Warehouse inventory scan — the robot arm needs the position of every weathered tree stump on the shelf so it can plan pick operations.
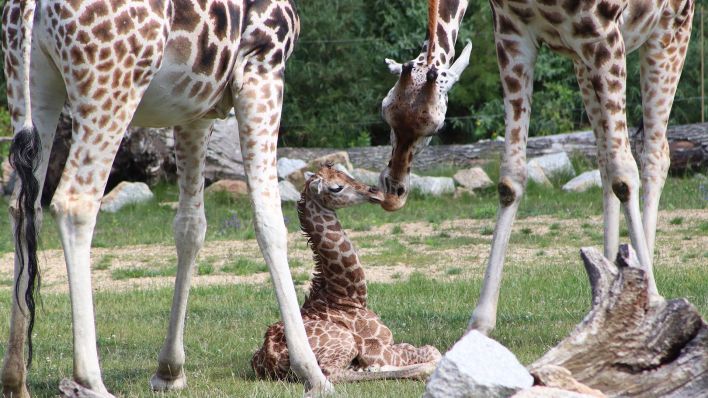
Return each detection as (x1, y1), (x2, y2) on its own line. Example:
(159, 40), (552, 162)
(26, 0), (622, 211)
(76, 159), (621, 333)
(530, 245), (708, 397)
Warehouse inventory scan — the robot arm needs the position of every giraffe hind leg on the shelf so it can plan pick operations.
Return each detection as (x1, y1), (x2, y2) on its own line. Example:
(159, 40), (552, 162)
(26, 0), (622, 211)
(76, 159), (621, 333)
(151, 120), (213, 391)
(1, 33), (66, 397)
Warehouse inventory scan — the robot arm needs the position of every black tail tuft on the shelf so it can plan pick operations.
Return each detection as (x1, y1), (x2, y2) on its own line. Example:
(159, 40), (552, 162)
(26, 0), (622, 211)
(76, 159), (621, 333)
(9, 126), (42, 368)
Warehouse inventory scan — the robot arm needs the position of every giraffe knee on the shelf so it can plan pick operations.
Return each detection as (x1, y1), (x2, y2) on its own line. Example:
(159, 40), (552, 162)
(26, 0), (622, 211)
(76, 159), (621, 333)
(497, 177), (524, 207)
(611, 178), (634, 202)
(50, 194), (100, 226)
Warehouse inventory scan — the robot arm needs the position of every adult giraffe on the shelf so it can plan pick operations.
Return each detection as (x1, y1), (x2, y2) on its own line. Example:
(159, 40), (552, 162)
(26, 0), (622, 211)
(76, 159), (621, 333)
(380, 0), (694, 334)
(1, 0), (333, 396)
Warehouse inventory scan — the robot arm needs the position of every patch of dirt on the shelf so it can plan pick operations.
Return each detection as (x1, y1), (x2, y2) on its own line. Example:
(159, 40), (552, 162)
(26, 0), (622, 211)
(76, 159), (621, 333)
(0, 209), (705, 294)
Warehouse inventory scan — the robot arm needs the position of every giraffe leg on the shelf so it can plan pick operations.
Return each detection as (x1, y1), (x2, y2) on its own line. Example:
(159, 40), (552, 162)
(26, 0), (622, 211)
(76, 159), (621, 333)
(469, 33), (538, 334)
(574, 61), (620, 260)
(638, 8), (694, 258)
(233, 69), (331, 394)
(576, 27), (656, 296)
(150, 120), (213, 391)
(1, 52), (66, 398)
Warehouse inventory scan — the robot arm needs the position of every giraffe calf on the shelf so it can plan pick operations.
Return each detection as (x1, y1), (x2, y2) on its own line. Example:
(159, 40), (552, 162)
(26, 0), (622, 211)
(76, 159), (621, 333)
(252, 164), (441, 382)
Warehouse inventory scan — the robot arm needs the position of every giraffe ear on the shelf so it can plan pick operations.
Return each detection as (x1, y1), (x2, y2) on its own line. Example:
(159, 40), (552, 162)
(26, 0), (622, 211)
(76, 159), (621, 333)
(441, 40), (473, 92)
(307, 176), (324, 195)
(385, 58), (402, 74)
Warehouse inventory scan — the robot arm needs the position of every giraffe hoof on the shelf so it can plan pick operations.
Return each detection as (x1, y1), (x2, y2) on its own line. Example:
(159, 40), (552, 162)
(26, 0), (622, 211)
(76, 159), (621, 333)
(149, 370), (187, 391)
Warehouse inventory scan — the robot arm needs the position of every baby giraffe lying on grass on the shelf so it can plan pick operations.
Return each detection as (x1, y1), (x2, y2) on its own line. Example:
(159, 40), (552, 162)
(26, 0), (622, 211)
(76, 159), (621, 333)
(252, 163), (441, 382)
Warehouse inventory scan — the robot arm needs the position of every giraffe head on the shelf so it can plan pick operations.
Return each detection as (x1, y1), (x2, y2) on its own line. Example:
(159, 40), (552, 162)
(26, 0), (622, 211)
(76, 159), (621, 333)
(304, 163), (384, 210)
(379, 41), (472, 211)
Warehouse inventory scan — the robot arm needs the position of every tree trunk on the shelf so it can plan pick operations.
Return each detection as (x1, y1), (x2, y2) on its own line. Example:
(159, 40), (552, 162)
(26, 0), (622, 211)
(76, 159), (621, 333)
(530, 245), (708, 397)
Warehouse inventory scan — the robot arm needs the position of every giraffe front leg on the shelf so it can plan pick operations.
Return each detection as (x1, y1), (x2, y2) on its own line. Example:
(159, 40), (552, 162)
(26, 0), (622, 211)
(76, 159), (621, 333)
(638, 7), (693, 259)
(574, 61), (620, 260)
(469, 32), (538, 335)
(233, 68), (332, 395)
(150, 120), (212, 391)
(578, 27), (656, 296)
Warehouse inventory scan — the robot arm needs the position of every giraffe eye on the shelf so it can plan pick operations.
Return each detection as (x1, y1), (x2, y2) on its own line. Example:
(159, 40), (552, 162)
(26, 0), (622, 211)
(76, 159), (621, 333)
(328, 185), (344, 193)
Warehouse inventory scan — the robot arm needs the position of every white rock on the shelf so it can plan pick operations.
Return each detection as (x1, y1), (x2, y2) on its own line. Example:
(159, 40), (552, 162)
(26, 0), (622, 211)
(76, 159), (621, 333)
(424, 331), (533, 398)
(333, 163), (354, 179)
(350, 168), (380, 186)
(562, 170), (602, 193)
(278, 180), (301, 202)
(528, 152), (575, 179)
(410, 176), (455, 196)
(307, 151), (353, 171)
(101, 182), (154, 213)
(277, 157), (307, 179)
(454, 167), (494, 190)
(527, 161), (552, 187)
(511, 387), (598, 398)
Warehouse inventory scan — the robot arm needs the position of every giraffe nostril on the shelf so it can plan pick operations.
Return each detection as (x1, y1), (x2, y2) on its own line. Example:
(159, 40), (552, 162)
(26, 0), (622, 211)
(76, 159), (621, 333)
(396, 187), (405, 196)
(369, 186), (380, 193)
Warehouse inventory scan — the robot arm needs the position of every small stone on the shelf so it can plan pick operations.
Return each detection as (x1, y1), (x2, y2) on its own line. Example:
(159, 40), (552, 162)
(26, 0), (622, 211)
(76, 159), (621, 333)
(410, 176), (455, 196)
(205, 179), (249, 198)
(424, 330), (533, 398)
(277, 157), (307, 179)
(100, 182), (154, 213)
(279, 180), (301, 202)
(527, 162), (552, 187)
(453, 167), (494, 190)
(562, 170), (602, 193)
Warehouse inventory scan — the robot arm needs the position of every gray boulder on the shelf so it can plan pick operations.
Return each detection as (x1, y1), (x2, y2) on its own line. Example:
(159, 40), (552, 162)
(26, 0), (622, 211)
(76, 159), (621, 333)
(279, 180), (301, 202)
(511, 387), (599, 398)
(411, 176), (455, 196)
(528, 152), (575, 180)
(562, 170), (602, 193)
(527, 161), (553, 187)
(277, 157), (307, 179)
(350, 168), (380, 186)
(101, 182), (154, 213)
(454, 167), (494, 190)
(424, 331), (533, 398)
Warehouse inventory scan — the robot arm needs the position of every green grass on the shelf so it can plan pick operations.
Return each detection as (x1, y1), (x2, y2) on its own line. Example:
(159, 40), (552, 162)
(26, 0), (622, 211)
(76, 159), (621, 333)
(1, 262), (705, 397)
(222, 257), (267, 276)
(0, 173), (703, 254)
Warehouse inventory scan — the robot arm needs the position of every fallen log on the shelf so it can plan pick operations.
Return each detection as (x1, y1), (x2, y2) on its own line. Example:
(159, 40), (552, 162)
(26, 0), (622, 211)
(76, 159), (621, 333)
(530, 245), (708, 397)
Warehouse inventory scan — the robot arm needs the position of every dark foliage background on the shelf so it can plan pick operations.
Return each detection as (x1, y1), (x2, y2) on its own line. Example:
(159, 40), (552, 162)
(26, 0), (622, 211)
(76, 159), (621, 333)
(0, 0), (706, 147)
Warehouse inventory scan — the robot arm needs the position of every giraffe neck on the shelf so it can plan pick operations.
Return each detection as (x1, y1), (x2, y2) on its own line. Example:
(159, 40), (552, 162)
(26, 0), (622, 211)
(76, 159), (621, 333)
(423, 0), (469, 67)
(298, 193), (367, 308)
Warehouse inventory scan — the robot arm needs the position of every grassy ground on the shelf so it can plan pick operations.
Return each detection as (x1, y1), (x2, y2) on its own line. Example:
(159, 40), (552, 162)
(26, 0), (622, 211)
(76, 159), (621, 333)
(0, 161), (706, 397)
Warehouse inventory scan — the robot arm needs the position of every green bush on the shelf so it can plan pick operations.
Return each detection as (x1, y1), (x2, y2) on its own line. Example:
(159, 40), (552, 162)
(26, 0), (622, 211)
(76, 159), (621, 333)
(0, 1), (705, 147)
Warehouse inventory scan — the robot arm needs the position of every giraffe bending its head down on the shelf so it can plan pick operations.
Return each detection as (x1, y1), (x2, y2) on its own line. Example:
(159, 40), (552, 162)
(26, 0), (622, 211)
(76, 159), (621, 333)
(1, 1), (333, 396)
(252, 164), (441, 382)
(378, 0), (695, 335)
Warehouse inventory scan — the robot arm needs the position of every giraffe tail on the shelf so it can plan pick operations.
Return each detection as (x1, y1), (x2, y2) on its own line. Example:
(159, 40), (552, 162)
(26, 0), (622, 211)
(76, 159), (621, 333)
(329, 361), (439, 383)
(8, 0), (41, 368)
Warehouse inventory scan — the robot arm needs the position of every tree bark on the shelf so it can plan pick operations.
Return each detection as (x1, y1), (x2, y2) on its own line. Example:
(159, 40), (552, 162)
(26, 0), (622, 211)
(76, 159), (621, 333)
(530, 245), (708, 398)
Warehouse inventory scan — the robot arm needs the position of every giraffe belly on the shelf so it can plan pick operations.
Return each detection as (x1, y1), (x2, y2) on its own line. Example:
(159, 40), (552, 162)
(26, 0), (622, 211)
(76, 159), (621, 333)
(131, 63), (234, 128)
